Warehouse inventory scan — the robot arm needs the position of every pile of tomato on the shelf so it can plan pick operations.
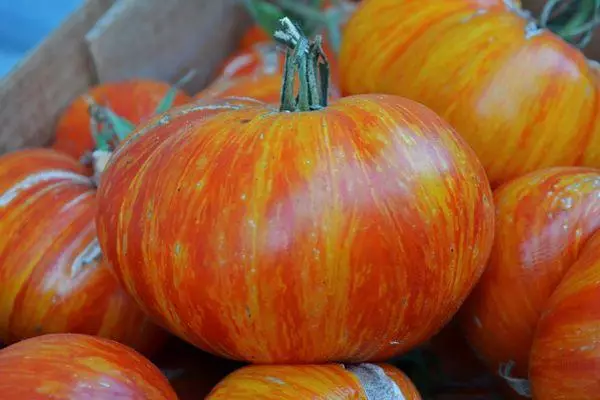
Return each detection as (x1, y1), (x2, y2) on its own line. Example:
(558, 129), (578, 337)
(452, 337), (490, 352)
(0, 0), (599, 398)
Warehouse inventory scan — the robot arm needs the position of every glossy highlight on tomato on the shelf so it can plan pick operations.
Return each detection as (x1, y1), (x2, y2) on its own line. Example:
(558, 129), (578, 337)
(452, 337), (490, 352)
(340, 0), (599, 186)
(460, 167), (600, 381)
(218, 43), (284, 79)
(0, 148), (166, 354)
(0, 334), (177, 399)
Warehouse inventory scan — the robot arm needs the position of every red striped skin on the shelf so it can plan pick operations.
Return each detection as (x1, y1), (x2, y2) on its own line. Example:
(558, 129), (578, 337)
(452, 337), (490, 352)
(530, 231), (600, 399)
(206, 363), (421, 399)
(53, 79), (191, 160)
(0, 148), (166, 354)
(96, 95), (494, 364)
(0, 334), (177, 399)
(460, 167), (600, 378)
(340, 0), (598, 187)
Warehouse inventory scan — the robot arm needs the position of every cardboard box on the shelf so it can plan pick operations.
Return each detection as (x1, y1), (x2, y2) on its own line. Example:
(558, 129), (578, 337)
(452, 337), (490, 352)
(0, 0), (250, 154)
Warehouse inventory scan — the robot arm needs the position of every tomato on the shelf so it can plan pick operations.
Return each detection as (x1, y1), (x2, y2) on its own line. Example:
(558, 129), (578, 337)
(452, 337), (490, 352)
(0, 148), (166, 354)
(238, 24), (271, 51)
(218, 43), (283, 79)
(96, 21), (494, 364)
(232, 0), (359, 83)
(0, 333), (177, 399)
(53, 79), (191, 161)
(153, 338), (243, 400)
(195, 72), (340, 106)
(530, 230), (600, 399)
(340, 0), (599, 187)
(206, 363), (421, 399)
(459, 167), (600, 395)
(194, 73), (286, 105)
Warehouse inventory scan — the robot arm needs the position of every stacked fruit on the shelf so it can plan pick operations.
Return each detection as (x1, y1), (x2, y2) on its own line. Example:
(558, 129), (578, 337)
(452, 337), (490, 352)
(0, 0), (599, 399)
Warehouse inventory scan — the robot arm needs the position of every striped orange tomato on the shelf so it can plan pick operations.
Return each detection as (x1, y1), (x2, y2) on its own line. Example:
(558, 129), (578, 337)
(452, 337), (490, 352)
(194, 73), (285, 105)
(0, 334), (177, 399)
(340, 0), (599, 187)
(206, 363), (421, 399)
(459, 167), (600, 393)
(53, 79), (190, 161)
(96, 22), (494, 364)
(0, 148), (165, 354)
(530, 230), (600, 399)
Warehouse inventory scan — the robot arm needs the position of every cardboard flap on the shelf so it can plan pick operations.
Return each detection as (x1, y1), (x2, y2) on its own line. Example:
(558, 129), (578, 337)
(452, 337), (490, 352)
(0, 0), (115, 152)
(85, 0), (250, 95)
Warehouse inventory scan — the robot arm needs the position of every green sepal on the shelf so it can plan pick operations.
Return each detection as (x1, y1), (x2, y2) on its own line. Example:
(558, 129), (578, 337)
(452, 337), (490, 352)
(100, 107), (136, 142)
(154, 70), (196, 115)
(244, 0), (287, 37)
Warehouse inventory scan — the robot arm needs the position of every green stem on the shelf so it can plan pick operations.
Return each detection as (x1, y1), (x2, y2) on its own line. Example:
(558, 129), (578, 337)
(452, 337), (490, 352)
(539, 0), (600, 48)
(245, 0), (351, 55)
(280, 49), (296, 112)
(274, 17), (330, 112)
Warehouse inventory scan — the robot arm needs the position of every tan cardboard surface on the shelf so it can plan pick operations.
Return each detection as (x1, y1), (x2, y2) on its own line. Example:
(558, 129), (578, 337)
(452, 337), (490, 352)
(0, 0), (115, 152)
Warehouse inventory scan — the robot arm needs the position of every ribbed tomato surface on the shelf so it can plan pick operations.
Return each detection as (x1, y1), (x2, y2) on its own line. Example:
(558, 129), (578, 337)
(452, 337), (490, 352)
(0, 334), (177, 399)
(96, 95), (494, 363)
(0, 148), (165, 353)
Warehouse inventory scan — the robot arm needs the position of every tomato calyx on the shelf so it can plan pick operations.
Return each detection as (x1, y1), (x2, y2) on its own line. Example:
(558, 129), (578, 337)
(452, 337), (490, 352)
(274, 17), (329, 112)
(81, 72), (195, 184)
(539, 0), (600, 48)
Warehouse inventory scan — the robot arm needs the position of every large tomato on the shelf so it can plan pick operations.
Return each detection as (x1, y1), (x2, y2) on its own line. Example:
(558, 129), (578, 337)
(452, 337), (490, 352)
(53, 79), (190, 161)
(206, 363), (421, 399)
(340, 0), (599, 186)
(530, 230), (600, 399)
(0, 334), (177, 399)
(459, 167), (600, 396)
(96, 22), (494, 364)
(0, 148), (165, 354)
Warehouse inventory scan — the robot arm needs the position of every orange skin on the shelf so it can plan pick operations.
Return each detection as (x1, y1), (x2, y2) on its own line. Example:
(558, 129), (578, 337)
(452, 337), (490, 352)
(0, 148), (166, 354)
(96, 94), (494, 364)
(530, 231), (600, 399)
(194, 73), (286, 105)
(0, 334), (177, 399)
(238, 24), (271, 51)
(340, 0), (599, 187)
(206, 363), (421, 399)
(53, 79), (191, 160)
(460, 167), (600, 380)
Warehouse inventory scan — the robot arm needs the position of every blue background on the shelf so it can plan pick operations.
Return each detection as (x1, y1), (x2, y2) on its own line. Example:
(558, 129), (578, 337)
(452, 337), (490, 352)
(0, 0), (83, 77)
